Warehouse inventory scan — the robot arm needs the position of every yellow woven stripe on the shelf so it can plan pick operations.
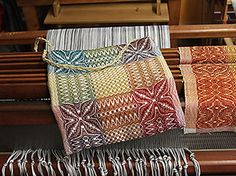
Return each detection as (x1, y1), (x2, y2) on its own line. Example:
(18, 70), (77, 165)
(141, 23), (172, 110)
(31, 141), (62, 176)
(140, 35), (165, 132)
(48, 73), (59, 106)
(53, 73), (95, 105)
(225, 46), (236, 63)
(179, 65), (198, 131)
(91, 65), (131, 99)
(158, 56), (174, 79)
(228, 64), (236, 103)
(124, 57), (165, 89)
(105, 123), (142, 144)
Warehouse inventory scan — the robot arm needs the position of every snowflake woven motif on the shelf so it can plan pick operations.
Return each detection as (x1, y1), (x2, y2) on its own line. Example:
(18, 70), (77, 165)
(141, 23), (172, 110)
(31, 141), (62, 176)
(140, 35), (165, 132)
(133, 79), (179, 136)
(59, 100), (106, 151)
(119, 37), (158, 63)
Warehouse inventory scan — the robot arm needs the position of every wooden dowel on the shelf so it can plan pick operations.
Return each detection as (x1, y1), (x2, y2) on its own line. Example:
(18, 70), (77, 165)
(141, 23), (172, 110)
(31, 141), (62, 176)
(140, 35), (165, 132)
(0, 73), (47, 78)
(0, 58), (42, 63)
(0, 68), (46, 74)
(168, 65), (179, 69)
(0, 62), (46, 69)
(0, 51), (180, 60)
(0, 77), (47, 83)
(172, 74), (182, 79)
(0, 101), (54, 126)
(16, 0), (153, 6)
(170, 24), (236, 39)
(0, 82), (49, 99)
(0, 30), (47, 45)
(170, 69), (181, 73)
(163, 54), (180, 58)
(165, 59), (180, 65)
(161, 48), (178, 52)
(0, 52), (42, 57)
(53, 0), (61, 17)
(0, 101), (51, 112)
(60, 0), (152, 4)
(0, 57), (180, 63)
(156, 0), (161, 15)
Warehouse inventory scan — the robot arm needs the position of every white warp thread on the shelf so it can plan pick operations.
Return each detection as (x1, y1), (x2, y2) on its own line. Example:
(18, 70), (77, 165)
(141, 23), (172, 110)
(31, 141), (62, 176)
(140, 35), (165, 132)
(46, 25), (170, 50)
(232, 0), (236, 14)
(1, 148), (201, 176)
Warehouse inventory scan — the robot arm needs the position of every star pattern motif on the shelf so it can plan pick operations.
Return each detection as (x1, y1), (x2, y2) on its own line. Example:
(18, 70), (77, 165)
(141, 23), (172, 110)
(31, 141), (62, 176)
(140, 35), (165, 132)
(193, 64), (236, 129)
(59, 100), (106, 152)
(48, 50), (87, 73)
(132, 79), (179, 136)
(119, 37), (159, 63)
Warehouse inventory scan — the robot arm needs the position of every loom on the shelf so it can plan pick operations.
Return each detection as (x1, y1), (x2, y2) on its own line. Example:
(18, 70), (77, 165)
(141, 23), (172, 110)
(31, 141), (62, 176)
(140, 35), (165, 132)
(0, 24), (236, 175)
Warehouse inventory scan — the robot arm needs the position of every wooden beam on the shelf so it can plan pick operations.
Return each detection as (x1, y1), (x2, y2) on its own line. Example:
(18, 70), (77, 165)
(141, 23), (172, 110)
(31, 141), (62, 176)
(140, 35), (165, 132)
(169, 24), (236, 39)
(16, 0), (152, 6)
(0, 30), (47, 45)
(60, 0), (152, 3)
(168, 0), (181, 25)
(156, 0), (161, 15)
(44, 3), (169, 25)
(0, 101), (54, 125)
(195, 150), (236, 174)
(21, 6), (40, 30)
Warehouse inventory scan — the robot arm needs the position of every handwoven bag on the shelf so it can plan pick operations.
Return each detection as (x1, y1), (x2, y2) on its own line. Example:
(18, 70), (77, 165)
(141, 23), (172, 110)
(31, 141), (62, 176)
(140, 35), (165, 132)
(37, 37), (185, 155)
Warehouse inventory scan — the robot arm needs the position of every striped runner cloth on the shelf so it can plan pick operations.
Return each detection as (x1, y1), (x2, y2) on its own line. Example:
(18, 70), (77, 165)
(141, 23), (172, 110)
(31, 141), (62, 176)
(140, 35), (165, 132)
(179, 46), (236, 133)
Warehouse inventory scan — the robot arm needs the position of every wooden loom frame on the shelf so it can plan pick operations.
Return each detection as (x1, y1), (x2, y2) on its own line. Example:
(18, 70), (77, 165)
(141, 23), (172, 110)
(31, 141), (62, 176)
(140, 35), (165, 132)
(16, 0), (168, 30)
(0, 24), (236, 175)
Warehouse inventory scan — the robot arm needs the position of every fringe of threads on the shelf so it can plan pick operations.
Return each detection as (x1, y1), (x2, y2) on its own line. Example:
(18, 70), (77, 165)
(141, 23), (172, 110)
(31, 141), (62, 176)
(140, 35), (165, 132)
(2, 148), (200, 176)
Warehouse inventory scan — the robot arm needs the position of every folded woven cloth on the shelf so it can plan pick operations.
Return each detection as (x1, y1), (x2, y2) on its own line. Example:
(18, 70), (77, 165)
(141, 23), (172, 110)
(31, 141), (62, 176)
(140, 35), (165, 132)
(179, 46), (236, 133)
(47, 37), (185, 155)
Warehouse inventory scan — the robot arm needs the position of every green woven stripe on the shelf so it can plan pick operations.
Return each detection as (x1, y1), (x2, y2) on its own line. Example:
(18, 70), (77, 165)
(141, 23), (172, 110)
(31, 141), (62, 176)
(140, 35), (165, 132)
(55, 73), (95, 105)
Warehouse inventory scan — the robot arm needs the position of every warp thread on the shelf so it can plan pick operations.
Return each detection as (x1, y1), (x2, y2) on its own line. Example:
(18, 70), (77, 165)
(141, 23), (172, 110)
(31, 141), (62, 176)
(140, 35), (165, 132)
(46, 26), (170, 50)
(232, 0), (236, 14)
(2, 148), (201, 176)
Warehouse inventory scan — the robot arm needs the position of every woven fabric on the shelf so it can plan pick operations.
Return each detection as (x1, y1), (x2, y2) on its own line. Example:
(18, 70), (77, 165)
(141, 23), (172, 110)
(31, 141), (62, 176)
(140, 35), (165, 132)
(48, 37), (184, 155)
(179, 46), (236, 134)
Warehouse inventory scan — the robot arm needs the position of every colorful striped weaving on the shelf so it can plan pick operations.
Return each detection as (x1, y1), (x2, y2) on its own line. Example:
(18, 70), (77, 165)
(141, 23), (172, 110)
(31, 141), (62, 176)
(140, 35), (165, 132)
(179, 46), (236, 133)
(48, 37), (185, 155)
